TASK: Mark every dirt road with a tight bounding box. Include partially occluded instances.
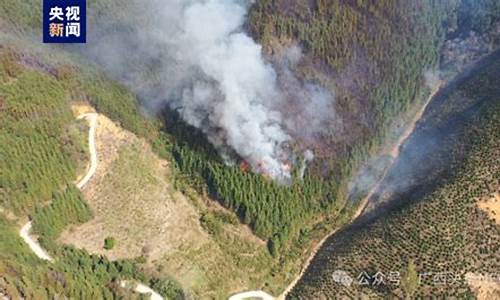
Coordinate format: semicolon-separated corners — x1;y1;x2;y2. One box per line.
19;113;98;262
229;290;275;300
18;113;163;300
230;83;442;300
19;221;53;261
76;113;98;189
120;281;164;300
277;83;443;299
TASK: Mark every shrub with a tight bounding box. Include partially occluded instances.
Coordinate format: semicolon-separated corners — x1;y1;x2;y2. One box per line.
104;237;116;250
200;213;223;236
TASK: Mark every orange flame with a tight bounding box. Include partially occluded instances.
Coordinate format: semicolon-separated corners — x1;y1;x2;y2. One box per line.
239;161;250;173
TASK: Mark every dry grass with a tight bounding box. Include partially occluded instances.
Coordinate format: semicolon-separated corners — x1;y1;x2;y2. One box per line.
60;113;208;261
466;272;500;300
71;103;96;116
0;206;17;222
59;112;273;298
477;192;500;225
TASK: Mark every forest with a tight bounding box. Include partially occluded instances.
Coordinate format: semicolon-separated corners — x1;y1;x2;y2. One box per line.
288;49;500;299
0;46;183;299
164;0;464;255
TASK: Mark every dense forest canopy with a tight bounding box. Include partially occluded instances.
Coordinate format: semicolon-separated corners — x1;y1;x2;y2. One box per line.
289;50;500;298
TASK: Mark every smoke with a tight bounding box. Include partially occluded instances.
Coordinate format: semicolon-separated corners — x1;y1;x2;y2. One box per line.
178;0;291;180
346;69;442;206
298;149;314;180
424;70;442;90
274;45;337;146
81;0;334;181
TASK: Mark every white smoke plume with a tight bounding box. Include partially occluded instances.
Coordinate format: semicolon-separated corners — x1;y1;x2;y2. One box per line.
82;0;334;181
424;69;441;90
298;149;315;180
177;0;291;180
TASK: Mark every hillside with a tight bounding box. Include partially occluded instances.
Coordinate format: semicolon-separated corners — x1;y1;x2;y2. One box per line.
0;45;184;299
0;39;278;299
288;49;500;299
58;107;278;298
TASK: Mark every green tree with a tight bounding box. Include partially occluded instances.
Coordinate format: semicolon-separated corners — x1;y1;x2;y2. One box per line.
104;237;116;250
401;260;419;299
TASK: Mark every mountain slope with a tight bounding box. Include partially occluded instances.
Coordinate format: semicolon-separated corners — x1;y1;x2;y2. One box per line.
0;43;184;299
1;0;499;299
288;50;500;299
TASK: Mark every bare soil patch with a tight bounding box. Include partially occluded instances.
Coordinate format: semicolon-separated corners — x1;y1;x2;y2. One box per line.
60;114;208;261
477;192;500;225
466;272;500;300
59;113;269;297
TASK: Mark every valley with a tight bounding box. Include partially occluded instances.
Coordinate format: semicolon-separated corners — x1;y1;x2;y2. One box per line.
288;49;500;299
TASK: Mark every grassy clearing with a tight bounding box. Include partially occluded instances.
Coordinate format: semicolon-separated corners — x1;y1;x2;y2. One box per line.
58;115;278;298
0;47;184;300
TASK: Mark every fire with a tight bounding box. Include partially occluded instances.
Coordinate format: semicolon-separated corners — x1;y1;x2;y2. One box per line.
239;159;292;181
239;161;250;173
239;160;268;175
256;161;267;174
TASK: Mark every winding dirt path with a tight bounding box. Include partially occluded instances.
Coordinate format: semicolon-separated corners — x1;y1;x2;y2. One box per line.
391;82;442;158
230;84;442;300
229;290;275;300
18;113;163;300
19;113;98;262
76;113;98;189
275;191;370;300
120;281;164;300
19;221;53;261
277;83;443;299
